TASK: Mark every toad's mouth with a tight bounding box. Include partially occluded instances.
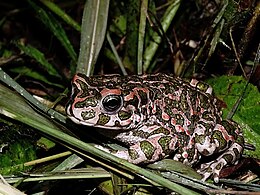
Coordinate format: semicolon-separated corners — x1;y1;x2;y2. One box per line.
67;114;132;130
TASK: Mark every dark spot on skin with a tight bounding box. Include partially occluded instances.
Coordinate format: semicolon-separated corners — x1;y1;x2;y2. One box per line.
171;100;180;109
164;84;179;95
233;148;239;158
132;130;150;139
74;101;86;108
81;110;95;120
149;87;162;101
140;141;155;160
197;106;201;113
74;97;98;108
128;148;139;160
97;114;110;125
118;110;132;121
138;90;148;105
195;134;205;145
177;133;190;146
223;153;234;163
201;149;210;156
196;82;210;92
114;120;122;127
198;121;214;132
155;108;163;122
215;163;222;170
186;147;196;162
221;120;237;137
158;136;172;155
174;114;184;126
85;97;98;107
181;101;189;111
164;97;172;105
164;100;174;117
202;111;214;121
76;79;90;98
198;94;209;109
126;95;139;109
149;127;170;137
154;90;163;99
212;130;227;151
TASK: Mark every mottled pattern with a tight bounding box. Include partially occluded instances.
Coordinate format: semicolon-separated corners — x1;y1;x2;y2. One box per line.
67;73;244;182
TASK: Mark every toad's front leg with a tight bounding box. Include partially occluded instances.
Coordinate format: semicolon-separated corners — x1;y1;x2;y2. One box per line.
195;120;244;182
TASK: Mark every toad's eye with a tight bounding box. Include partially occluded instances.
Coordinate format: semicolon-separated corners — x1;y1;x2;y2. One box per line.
102;95;123;113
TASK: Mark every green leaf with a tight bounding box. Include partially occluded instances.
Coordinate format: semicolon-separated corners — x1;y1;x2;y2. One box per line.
123;0;140;72
9;65;64;88
147;159;201;180
77;0;110;75
207;76;260;158
37;137;56;151
15;42;62;78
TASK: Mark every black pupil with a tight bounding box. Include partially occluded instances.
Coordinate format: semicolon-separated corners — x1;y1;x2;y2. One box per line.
102;95;122;112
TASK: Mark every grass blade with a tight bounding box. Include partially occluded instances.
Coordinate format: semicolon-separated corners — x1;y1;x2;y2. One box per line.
39;0;81;32
106;32;128;75
77;0;110;75
137;0;149;75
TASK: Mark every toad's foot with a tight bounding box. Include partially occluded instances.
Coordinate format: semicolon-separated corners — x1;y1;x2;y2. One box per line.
197;142;243;182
